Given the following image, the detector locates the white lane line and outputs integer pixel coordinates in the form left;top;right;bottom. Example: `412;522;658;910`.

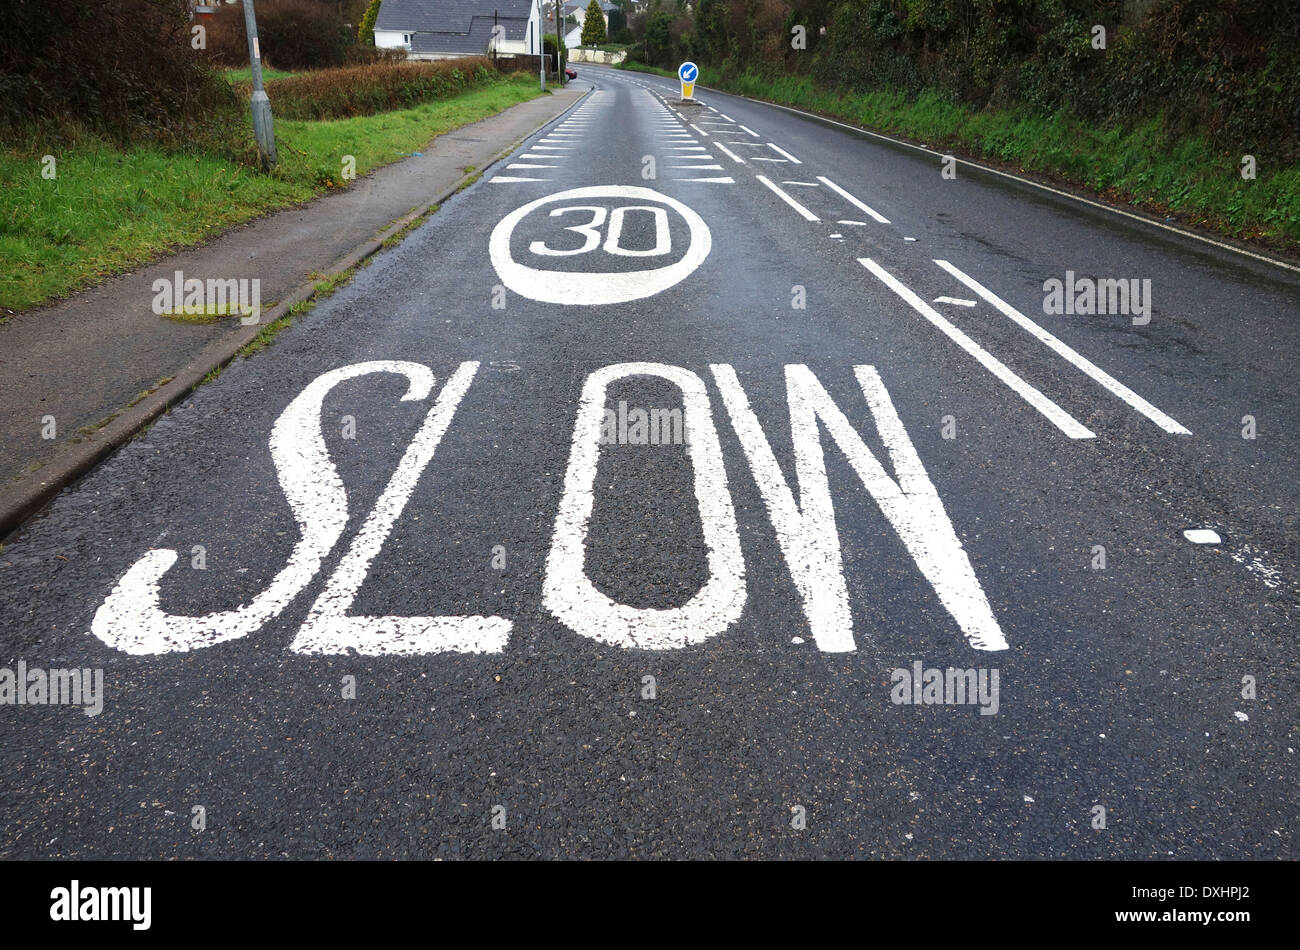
768;143;802;163
738;125;760;137
666;146;708;151
491;176;547;183
933;296;976;306
729;96;1300;276
782;181;819;187
756;175;819;221
838;219;867;226
752;157;790;163
714;141;745;164
671;164;724;170
719;113;734;121
934;260;1191;435
816;176;890;224
507;163;557;169
860;258;1095;439
675;177;736;183
690;123;710;136
530;145;574;151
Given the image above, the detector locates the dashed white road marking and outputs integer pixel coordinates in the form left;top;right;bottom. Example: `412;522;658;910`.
491;176;547;183
861;258;1095;439
714;142;745;164
675;176;735;183
933;296;977;307
767;143;802;163
838;220;867;226
672;164;724;170
507;164;557;170
756;175;819;221
935;260;1191;435
738;125;760;137
782;181;819;187
817;176;890;224
690;124;710;136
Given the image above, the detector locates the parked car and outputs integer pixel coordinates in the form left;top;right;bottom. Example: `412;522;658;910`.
565;66;577;80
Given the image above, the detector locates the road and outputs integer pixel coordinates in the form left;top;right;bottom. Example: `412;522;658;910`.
1;66;1296;859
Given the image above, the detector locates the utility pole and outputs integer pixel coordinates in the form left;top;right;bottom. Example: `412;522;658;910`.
535;0;545;90
553;0;562;83
242;0;278;170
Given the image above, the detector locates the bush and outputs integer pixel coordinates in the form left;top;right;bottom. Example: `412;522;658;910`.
204;0;355;70
0;0;238;145
251;58;499;120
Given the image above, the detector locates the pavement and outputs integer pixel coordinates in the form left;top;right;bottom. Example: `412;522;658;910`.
0;85;585;534
0;67;1296;859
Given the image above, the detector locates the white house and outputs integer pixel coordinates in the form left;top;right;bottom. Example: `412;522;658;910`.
562;0;617;48
374;0;546;60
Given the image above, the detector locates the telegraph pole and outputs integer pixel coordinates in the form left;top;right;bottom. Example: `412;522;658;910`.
242;0;278;170
536;0;545;90
553;0;562;83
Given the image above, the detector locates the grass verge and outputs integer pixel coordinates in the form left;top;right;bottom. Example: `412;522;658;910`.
621;63;1300;256
0;75;545;312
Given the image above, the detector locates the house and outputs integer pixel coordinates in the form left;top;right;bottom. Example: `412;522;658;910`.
374;0;546;60
562;0;618;48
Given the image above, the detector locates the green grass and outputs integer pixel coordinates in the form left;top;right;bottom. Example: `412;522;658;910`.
621;63;1300;254
225;66;299;83
0;76;544;312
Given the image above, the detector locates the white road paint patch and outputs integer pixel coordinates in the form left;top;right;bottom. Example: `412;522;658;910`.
767;143;802;163
490;185;711;306
92;362;437;655
1234;711;1249;722
934;296;977;307
491;176;546;183
781;181;819;187
714;142;746;164
712;364;1008;652
936;260;1191;435
816;176;890;224
1228;544;1285;589
838;220;867;226
690;124;710;136
507;164;557;170
675;177;735;183
291;363;512;656
862;258;1095;439
756;175;819;221
738;125;760;137
1183;528;1221;544
544;363;745;650
671;165;724;170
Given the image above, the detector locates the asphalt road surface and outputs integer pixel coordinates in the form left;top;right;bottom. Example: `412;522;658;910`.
2;67;1296;859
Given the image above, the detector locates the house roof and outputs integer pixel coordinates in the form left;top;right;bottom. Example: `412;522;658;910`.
377;0;535;34
408;14;529;54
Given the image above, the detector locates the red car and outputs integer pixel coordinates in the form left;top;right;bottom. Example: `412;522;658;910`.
565;66;577;80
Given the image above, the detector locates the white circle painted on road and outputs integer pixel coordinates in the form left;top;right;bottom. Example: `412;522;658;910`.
489;186;711;306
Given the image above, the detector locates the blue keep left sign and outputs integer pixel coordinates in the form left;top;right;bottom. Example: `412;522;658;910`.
678;62;699;83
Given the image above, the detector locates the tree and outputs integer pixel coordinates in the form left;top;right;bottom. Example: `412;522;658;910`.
581;0;607;46
357;0;381;46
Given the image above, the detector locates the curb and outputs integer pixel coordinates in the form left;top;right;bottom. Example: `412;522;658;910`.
0;86;589;542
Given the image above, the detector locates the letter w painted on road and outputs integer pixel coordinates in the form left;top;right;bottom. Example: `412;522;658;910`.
712;364;1008;652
